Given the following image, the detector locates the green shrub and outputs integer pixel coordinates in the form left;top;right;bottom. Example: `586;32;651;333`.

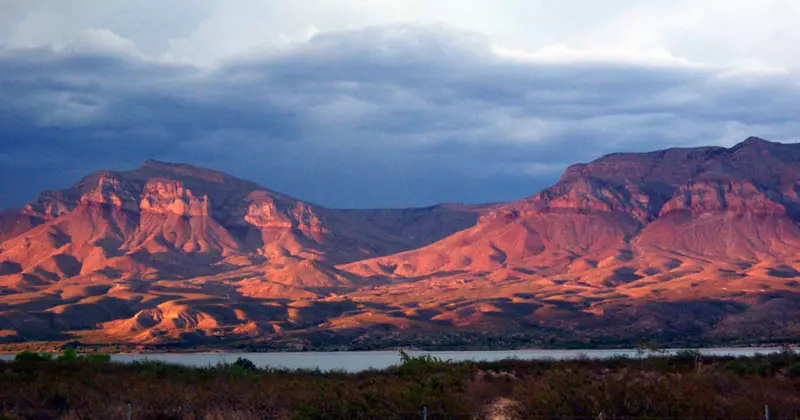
233;357;258;371
3;352;800;419
81;353;111;364
57;348;78;363
397;350;445;370
13;351;53;362
233;357;258;372
723;356;773;376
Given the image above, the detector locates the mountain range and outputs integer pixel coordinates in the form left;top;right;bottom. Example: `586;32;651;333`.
3;137;800;349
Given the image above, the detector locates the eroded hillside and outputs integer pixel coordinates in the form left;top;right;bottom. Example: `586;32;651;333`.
3;138;800;348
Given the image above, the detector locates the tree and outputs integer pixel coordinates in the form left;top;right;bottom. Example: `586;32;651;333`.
233;357;258;371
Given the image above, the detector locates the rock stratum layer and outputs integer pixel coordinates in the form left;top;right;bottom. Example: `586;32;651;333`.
3;137;800;348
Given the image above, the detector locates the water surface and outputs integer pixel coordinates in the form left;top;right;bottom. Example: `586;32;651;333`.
0;347;780;372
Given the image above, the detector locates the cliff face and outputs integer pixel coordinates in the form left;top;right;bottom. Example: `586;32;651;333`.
4;138;800;347
0;160;493;290
346;137;800;277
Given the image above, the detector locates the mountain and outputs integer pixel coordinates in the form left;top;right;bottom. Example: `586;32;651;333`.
3;138;800;349
0;160;494;344
341;137;800;344
347;137;800;275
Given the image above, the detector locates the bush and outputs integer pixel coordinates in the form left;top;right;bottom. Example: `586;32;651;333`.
723;356;773;376
398;350;443;368
5;352;800;419
82;353;111;364
233;357;258;371
14;351;53;362
674;349;702;361
57;348;78;363
787;361;800;378
15;349;111;365
673;349;703;368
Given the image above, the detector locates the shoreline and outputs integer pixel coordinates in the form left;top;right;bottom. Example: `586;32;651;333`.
0;344;792;356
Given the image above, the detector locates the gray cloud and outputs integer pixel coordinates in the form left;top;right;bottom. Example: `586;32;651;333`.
1;25;799;209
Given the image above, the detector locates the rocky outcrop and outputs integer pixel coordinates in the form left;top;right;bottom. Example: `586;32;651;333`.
139;180;210;216
6;138;800;347
79;174;140;211
344;137;800;278
659;180;786;216
0;159;491;285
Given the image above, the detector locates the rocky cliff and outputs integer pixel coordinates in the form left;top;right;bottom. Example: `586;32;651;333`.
3;138;800;348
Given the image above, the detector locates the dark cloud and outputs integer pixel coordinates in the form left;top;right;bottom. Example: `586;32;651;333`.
1;25;799;209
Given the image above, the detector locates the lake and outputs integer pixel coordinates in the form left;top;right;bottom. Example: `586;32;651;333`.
0;347;782;372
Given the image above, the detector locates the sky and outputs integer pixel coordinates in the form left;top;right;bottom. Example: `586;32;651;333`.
1;0;799;209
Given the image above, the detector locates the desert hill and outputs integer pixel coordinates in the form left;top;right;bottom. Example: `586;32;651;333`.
3;138;800;348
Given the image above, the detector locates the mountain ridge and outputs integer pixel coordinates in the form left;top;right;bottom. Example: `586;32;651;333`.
3;137;800;349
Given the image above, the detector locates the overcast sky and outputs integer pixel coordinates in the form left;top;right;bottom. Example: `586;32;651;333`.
1;0;799;209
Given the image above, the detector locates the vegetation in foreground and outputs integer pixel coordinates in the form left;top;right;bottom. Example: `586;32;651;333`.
2;350;800;419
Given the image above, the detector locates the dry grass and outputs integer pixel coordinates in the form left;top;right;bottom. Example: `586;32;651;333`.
2;351;800;419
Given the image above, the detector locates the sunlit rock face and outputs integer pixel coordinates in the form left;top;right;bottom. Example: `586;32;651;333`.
659;180;786;216
346;137;800;282
0;158;489;284
5;138;800;347
79;174;141;212
242;192;326;234
139;180;210;217
23;190;78;219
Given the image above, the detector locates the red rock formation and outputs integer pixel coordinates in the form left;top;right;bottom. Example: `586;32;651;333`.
4;137;800;346
0;159;492;289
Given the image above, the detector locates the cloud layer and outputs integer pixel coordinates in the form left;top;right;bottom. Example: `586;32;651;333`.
1;2;800;208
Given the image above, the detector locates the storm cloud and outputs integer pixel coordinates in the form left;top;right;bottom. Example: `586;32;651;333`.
1;7;800;208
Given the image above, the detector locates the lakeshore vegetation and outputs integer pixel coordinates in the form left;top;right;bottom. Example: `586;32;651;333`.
2;349;800;419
